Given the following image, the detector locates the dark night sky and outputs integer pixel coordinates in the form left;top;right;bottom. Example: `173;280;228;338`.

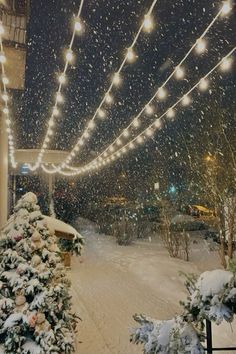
13;0;236;199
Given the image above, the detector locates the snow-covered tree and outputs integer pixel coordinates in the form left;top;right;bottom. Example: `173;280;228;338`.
131;268;236;354
0;192;81;353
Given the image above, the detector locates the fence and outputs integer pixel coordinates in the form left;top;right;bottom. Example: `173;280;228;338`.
205;319;236;353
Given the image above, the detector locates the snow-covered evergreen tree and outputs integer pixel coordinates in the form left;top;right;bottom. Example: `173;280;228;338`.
0;192;81;353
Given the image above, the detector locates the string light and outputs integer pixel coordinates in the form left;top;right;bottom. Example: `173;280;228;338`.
28;0;85;171
113;73;121;86
98;108;106;119
2;75;9;85
126;48;136;63
105;93;113;104
221;1;232;15
145;104;154;115
166;108;175;119
182;95;191;106
195;38;207;54
2;93;9;102
59;46;235;177
0;51;6;63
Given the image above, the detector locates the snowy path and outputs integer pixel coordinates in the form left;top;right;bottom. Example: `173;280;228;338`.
70;219;236;354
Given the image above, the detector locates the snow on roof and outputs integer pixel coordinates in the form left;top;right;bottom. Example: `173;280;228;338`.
43;215;78;236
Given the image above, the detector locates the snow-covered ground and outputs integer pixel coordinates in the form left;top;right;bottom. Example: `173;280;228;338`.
69;218;236;354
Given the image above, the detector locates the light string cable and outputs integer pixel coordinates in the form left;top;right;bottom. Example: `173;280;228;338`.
41;45;235;176
47;0;232;175
49;0;158;172
28;0;85;171
0;21;17;168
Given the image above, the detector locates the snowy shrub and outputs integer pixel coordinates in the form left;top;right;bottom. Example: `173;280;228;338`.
58;231;84;255
132;269;236;353
183;269;236;324
0;192;80;353
131;315;204;354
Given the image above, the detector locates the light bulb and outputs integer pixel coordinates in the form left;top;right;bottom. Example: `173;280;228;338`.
199;78;209;91
146;128;153;137
123;130;130;138
58;74;66;84
6;118;11;125
195;38;207;54
126;48;136;62
98;108;106;119
48;129;53;136
116;138;122;146
154;119;162;128
221;1;232;15
157;87;167;100
175;66;185;79
53;107;59;116
3;107;9;114
182;95;191;106
143;14;153;32
113;73;121;86
2;93;8;102
0;52;6;63
49;119;54;127
109;146;115;152
78;139;84;146
166;108;175;119
75;18;83;32
45;137;50;143
129;142;135;149
105;93;113;104
133;118;140;128
220;57;233;71
66;49;73;62
2;75;9;85
145;104;154;115
137;136;143;144
56;92;63;103
88;120;95;129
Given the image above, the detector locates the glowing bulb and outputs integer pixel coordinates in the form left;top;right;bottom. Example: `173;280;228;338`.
2;75;9;85
109;146;115;152
98;108;106;119
116;138;122;146
6;118;11;125
58;74;66;84
166;108;175;119
3;107;9;114
221;1;232;15
75;18;83;32
49;119;54;127
56;92;63;103
145;128;153;137
0;52;6;63
78;139;84;146
53;107;59;116
129;142;135;149
66;49;73;62
137;136;143;144
2;93;8;102
199;78;209;91
126;48;136;62
48;129;53;136
157;87;167;100
143;14;153;32
182;95;191;106
75;146;79;152
88;120;95;129
105;93;113;104
154;119;162;128
45;137;50;143
175;66;185;79
113;73;121;86
133;118;140;128
123;130;130;138
0;22;4;35
145;104;154;115
220;57;233;71
195;38;207;54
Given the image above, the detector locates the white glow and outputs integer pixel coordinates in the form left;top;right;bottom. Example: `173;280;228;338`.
2;93;8;102
48;129;53;136
56;92;63;103
123;130;130;138
199;78;209;91
3;107;9;114
84;131;90;138
195;38;207;54
75;18;83;32
88;120;95;129
157;87;167;100
133;118;140;128
53;107;59;116
58;74;66;84
105;93;113;104
145;104;154;115
143;15;153;32
126;48;136;62
6;118;11;125
2;75;9;85
98;108;106;119
182;95;191;106
175;66;185;79
154;120;162;128
166;108;175;119
137;136;143;144
220;57;233;71
66;49;73;62
109;146;115;152
116;138;122;146
221;1;232;15
113;73;121;86
0;52;6;63
146;128;153;137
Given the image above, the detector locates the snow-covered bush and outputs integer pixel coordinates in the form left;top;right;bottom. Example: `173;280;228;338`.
131;315;204;354
0;192;80;353
132;268;236;353
58;232;84;255
183;269;236;325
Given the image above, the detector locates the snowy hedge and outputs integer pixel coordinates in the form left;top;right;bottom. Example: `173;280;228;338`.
131;269;236;354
